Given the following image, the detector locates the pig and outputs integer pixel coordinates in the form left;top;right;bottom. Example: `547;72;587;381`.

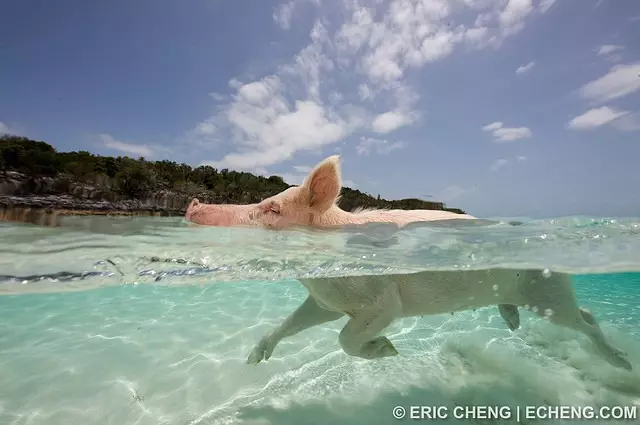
186;155;633;371
184;155;477;229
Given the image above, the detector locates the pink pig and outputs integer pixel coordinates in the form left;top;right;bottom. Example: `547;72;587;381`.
184;155;477;228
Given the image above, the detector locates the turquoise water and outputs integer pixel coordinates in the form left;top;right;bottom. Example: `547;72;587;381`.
1;216;639;424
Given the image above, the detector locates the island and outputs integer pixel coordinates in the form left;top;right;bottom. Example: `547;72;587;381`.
0;134;466;226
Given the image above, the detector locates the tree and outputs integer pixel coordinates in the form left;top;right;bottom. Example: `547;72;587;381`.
0;134;466;214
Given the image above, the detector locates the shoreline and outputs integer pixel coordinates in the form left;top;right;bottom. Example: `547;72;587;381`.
1;136;468;228
0;195;186;226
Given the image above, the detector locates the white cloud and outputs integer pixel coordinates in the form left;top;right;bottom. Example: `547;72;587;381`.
595;44;624;63
482;121;532;142
579;62;640;104
371;111;413;133
498;0;534;32
0;122;27;137
280;170;357;188
356;137;406;156
0;122;11;135
491;154;526;171
279;172;306;186
210;92;226;101
567;106;629;131
493;127;532;141
539;0;556;13
250;167;269;177
516;61;535;74
417;30;461;64
195;20;368;171
597;44;623;56
328;91;344;104
201;90;363;170
274;2;294;30
343;179;357;188
358;84;373;100
335;6;375;56
482;121;503;131
490;158;509;171
98;134;155;158
610;112;640;132
464;26;489;47
189;0;551;170
274;0;321;30
194;122;215;136
292;165;312;173
440;184;468;202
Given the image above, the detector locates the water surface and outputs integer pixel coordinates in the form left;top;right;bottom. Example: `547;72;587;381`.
1;216;639;424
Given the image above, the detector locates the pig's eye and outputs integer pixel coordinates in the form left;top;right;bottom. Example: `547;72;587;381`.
269;205;280;215
261;201;280;215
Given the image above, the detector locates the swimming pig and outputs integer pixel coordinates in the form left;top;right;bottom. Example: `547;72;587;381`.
185;155;633;371
184;155;476;229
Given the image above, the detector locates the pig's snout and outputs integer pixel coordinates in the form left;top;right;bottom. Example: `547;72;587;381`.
185;201;256;226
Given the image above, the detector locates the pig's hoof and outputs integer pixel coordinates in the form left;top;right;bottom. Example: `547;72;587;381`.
603;348;632;371
247;336;276;365
498;304;520;331
361;336;399;359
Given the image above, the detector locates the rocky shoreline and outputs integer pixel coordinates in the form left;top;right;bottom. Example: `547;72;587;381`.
0;171;190;226
0;195;186;226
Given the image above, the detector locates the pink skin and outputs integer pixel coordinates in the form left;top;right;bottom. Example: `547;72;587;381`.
184;155;477;229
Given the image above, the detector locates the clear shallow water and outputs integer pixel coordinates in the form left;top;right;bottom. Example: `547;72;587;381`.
1;216;640;424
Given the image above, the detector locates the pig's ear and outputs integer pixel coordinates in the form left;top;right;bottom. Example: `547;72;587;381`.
301;155;342;212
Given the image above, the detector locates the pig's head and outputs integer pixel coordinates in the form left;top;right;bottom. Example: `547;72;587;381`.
185;155;343;229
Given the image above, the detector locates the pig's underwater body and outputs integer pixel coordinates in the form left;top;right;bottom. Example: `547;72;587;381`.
184;155;633;371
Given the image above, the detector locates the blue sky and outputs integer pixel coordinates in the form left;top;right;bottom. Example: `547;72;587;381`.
1;0;639;218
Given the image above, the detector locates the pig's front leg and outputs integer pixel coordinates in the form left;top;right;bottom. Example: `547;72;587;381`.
247;295;344;364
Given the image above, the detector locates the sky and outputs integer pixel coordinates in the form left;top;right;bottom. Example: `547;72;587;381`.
1;0;639;218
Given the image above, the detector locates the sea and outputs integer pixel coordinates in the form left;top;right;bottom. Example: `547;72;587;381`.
0;215;639;425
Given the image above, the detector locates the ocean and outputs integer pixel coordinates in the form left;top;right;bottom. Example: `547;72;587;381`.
0;216;639;425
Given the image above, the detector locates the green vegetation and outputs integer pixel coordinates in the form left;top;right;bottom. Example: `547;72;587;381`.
0;134;465;214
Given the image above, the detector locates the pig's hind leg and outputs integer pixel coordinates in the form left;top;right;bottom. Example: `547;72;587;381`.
337;286;403;360
338;308;399;359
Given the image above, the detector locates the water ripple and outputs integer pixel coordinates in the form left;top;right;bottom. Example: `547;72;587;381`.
1;216;640;294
